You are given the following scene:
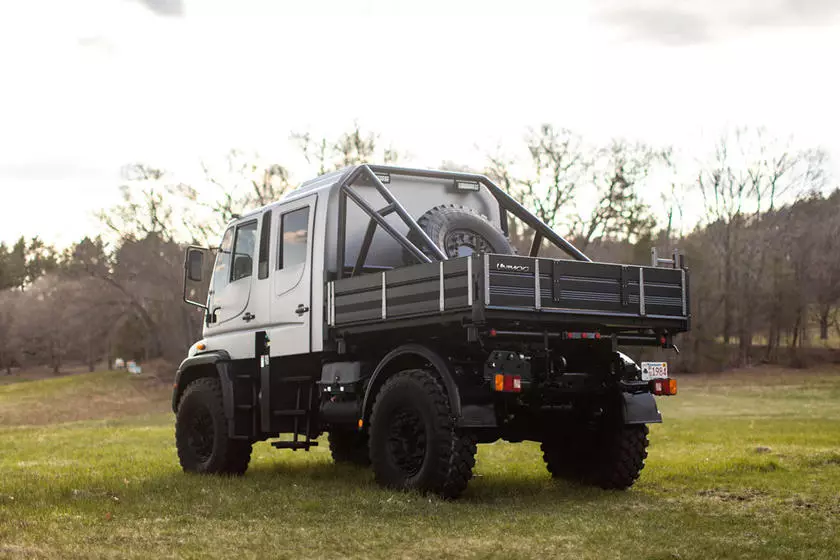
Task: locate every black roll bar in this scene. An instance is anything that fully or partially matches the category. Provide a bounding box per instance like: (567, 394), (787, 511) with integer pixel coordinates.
(335, 164), (591, 279)
(367, 165), (591, 262)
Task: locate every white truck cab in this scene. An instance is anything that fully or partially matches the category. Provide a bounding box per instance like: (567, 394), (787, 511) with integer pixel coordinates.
(199, 189), (320, 360)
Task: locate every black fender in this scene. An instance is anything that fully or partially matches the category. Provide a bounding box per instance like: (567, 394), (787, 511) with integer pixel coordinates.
(172, 351), (235, 426)
(360, 343), (462, 425)
(621, 391), (662, 424)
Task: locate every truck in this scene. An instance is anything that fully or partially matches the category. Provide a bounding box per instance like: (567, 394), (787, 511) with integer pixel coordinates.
(175, 164), (688, 498)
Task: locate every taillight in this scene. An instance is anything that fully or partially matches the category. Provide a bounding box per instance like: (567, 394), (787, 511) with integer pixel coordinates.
(651, 378), (677, 396)
(563, 331), (601, 340)
(494, 374), (521, 393)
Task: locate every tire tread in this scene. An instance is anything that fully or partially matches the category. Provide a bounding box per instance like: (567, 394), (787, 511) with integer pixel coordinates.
(175, 377), (252, 475)
(369, 369), (476, 498)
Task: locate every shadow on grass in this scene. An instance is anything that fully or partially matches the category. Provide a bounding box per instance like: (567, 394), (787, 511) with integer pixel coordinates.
(132, 457), (643, 516)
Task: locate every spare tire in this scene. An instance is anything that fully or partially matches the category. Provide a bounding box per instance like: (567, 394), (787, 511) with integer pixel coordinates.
(406, 205), (514, 263)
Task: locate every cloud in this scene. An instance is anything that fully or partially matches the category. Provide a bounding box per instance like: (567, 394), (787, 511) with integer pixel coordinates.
(738, 0), (840, 28)
(0, 161), (116, 183)
(595, 0), (840, 46)
(135, 0), (183, 17)
(599, 6), (712, 46)
(77, 34), (117, 54)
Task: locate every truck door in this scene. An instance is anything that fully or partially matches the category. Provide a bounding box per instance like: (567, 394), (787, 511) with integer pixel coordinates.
(269, 194), (317, 356)
(207, 219), (258, 331)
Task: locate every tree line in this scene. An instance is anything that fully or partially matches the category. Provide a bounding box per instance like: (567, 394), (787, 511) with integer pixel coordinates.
(0, 124), (837, 375)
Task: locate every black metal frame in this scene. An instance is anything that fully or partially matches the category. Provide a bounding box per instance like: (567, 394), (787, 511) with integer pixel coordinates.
(334, 164), (591, 279)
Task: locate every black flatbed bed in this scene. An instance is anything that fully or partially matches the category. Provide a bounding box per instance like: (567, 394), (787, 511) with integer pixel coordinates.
(328, 253), (689, 341)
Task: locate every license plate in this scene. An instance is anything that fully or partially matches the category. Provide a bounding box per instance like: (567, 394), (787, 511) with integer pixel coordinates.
(641, 362), (668, 380)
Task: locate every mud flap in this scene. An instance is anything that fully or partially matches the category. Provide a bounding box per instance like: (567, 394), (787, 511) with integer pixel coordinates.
(622, 392), (662, 424)
(457, 404), (498, 428)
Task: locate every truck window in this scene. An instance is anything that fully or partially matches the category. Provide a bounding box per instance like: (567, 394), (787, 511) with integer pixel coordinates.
(258, 210), (272, 279)
(278, 207), (309, 269)
(231, 221), (258, 282)
(212, 227), (234, 294)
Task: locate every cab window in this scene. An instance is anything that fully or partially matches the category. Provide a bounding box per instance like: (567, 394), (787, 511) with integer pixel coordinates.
(212, 227), (234, 294)
(278, 207), (310, 269)
(230, 221), (258, 282)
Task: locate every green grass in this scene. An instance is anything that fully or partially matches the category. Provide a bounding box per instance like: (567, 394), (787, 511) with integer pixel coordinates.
(2, 369), (840, 559)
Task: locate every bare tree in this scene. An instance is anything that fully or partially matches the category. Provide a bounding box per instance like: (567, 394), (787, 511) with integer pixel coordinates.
(518, 125), (589, 228)
(98, 164), (175, 242)
(171, 151), (294, 245)
(695, 128), (827, 362)
(0, 289), (21, 373)
(293, 123), (400, 176)
(571, 140), (659, 251)
(487, 127), (662, 253)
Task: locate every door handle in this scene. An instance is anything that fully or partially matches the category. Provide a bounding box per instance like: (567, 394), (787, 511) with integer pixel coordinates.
(242, 312), (255, 322)
(295, 304), (310, 316)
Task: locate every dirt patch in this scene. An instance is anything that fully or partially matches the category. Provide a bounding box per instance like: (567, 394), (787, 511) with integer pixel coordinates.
(678, 364), (840, 387)
(696, 488), (768, 503)
(0, 372), (172, 427)
(803, 452), (840, 468)
(0, 366), (89, 385)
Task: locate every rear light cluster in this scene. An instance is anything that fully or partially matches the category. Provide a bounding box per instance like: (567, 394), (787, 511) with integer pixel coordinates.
(563, 331), (601, 340)
(651, 378), (677, 396)
(494, 374), (521, 393)
(486, 330), (601, 340)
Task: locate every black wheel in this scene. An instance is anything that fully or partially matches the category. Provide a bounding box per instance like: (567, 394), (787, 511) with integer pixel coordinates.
(542, 422), (649, 490)
(328, 428), (371, 466)
(406, 204), (514, 263)
(369, 369), (476, 498)
(175, 377), (252, 475)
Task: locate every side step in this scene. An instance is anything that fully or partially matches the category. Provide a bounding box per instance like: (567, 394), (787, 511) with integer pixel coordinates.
(273, 409), (308, 417)
(278, 375), (314, 383)
(271, 441), (319, 450)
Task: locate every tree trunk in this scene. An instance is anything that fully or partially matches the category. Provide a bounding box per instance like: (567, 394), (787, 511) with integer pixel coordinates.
(51, 339), (61, 374)
(819, 307), (830, 341)
(96, 275), (163, 359)
(87, 331), (95, 372)
(722, 233), (733, 345)
(738, 329), (751, 366)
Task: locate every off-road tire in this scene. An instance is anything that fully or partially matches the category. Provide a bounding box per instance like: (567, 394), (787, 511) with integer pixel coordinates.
(406, 204), (515, 263)
(368, 369), (476, 499)
(175, 377), (252, 475)
(328, 428), (371, 466)
(542, 423), (649, 490)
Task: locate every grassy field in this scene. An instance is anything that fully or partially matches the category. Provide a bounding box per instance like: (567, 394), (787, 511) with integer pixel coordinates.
(1, 368), (839, 559)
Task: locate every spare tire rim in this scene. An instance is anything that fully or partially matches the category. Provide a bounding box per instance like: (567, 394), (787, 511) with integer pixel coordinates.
(443, 229), (494, 258)
(186, 405), (215, 462)
(387, 407), (426, 476)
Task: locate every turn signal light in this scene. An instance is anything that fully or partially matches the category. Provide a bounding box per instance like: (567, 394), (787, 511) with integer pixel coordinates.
(651, 378), (677, 396)
(494, 374), (522, 393)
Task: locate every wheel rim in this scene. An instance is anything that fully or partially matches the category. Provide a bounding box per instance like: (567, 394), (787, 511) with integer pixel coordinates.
(386, 406), (427, 477)
(186, 405), (215, 463)
(443, 229), (494, 258)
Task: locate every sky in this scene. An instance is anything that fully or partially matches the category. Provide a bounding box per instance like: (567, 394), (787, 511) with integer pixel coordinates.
(0, 0), (839, 247)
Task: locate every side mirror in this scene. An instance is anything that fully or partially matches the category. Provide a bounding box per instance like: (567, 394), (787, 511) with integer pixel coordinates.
(184, 246), (209, 310)
(187, 248), (204, 282)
